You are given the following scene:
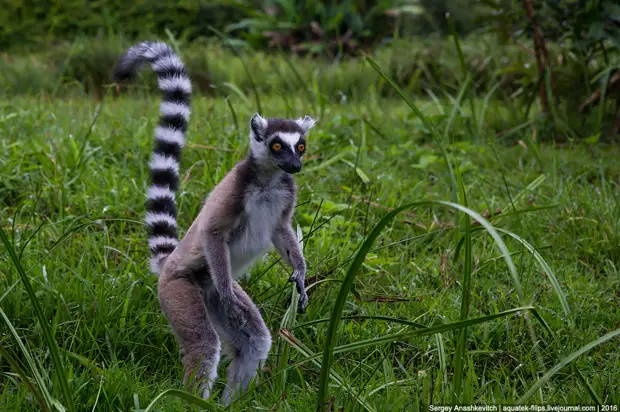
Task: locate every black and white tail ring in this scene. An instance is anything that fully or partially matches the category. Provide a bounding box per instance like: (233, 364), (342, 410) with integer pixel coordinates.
(113, 41), (191, 274)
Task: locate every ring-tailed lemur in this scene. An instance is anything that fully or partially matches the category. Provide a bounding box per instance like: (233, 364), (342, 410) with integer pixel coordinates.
(113, 41), (315, 404)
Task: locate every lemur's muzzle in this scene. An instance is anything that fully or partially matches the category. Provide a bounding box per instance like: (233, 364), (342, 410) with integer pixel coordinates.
(280, 161), (302, 174)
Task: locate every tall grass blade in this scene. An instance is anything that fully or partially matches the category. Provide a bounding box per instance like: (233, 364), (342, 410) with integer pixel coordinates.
(447, 12), (477, 129)
(222, 82), (251, 107)
(316, 200), (525, 409)
(494, 228), (571, 323)
(0, 335), (50, 411)
(119, 280), (140, 332)
(364, 55), (458, 203)
(51, 39), (78, 98)
(331, 306), (533, 356)
(292, 315), (426, 330)
(528, 308), (602, 404)
(280, 51), (318, 113)
(518, 328), (620, 403)
(74, 102), (102, 171)
(0, 226), (75, 411)
(364, 55), (436, 135)
(305, 151), (349, 173)
(275, 226), (303, 390)
(302, 306), (533, 374)
(164, 28), (182, 56)
(509, 174), (546, 207)
(452, 177), (473, 402)
(478, 82), (502, 135)
(279, 329), (375, 412)
(572, 366), (603, 405)
(225, 96), (239, 133)
(435, 334), (449, 400)
(443, 75), (472, 140)
(208, 25), (262, 113)
(142, 388), (220, 412)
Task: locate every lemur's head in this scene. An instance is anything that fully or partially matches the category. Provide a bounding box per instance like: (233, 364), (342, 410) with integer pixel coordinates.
(249, 113), (316, 174)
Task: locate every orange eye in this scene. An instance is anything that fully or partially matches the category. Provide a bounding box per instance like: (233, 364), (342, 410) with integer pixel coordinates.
(297, 143), (305, 152)
(272, 143), (281, 151)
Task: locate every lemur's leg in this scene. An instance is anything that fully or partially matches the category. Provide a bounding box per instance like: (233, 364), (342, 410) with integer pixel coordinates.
(158, 269), (221, 399)
(203, 282), (272, 405)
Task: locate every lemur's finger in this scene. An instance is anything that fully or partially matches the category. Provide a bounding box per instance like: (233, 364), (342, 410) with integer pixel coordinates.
(298, 293), (308, 313)
(296, 279), (304, 294)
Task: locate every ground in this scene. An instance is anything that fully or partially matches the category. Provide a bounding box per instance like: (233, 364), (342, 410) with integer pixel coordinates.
(0, 93), (618, 411)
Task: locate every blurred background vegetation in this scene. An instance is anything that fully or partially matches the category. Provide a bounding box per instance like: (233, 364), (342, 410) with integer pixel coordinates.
(1, 0), (619, 138)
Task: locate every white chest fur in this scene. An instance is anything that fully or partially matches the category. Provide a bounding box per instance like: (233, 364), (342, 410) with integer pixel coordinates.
(228, 185), (289, 277)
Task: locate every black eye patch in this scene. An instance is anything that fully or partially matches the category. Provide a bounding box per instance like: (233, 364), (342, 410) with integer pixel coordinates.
(295, 138), (306, 155)
(268, 138), (287, 154)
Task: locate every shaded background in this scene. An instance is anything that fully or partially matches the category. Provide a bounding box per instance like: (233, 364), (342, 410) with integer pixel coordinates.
(2, 0), (620, 138)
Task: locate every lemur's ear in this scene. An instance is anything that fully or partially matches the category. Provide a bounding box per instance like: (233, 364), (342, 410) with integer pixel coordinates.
(250, 113), (268, 141)
(296, 115), (316, 133)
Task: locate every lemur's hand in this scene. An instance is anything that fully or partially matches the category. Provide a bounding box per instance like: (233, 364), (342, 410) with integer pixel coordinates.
(289, 269), (308, 313)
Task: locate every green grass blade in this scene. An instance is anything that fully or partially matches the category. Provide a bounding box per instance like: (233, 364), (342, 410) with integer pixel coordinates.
(307, 306), (532, 370)
(364, 54), (458, 204)
(142, 388), (221, 412)
(453, 177), (473, 402)
(443, 74), (472, 140)
(0, 339), (49, 411)
(447, 12), (477, 130)
(0, 226), (75, 411)
(316, 202), (412, 409)
(364, 55), (437, 135)
(572, 366), (603, 405)
(279, 329), (375, 412)
(332, 306), (532, 356)
(305, 151), (349, 173)
(292, 315), (426, 330)
(222, 82), (251, 107)
(275, 226), (303, 390)
(316, 199), (525, 409)
(478, 82), (502, 135)
(208, 25), (262, 113)
(225, 96), (239, 134)
(528, 307), (602, 404)
(510, 174), (547, 207)
(435, 334), (449, 400)
(262, 307), (531, 409)
(495, 228), (571, 323)
(119, 280), (140, 332)
(518, 328), (620, 403)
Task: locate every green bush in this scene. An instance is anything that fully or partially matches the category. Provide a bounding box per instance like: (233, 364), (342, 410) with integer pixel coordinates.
(1, 0), (252, 51)
(2, 0), (479, 54)
(224, 0), (425, 55)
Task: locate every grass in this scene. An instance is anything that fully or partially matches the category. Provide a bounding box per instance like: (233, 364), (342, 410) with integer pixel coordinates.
(1, 52), (620, 410)
(3, 33), (620, 141)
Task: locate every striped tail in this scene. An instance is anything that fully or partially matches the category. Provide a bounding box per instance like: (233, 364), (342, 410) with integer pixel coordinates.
(113, 41), (191, 275)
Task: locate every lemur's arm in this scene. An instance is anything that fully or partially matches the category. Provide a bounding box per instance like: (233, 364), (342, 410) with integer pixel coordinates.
(272, 206), (308, 312)
(202, 178), (242, 304)
(204, 231), (234, 298)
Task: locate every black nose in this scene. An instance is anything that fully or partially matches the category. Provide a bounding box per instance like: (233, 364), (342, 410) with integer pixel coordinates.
(281, 162), (302, 174)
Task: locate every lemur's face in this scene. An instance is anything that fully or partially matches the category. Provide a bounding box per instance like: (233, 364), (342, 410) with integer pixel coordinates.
(267, 131), (306, 173)
(250, 114), (316, 174)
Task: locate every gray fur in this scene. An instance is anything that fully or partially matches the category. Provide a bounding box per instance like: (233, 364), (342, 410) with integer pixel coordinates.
(157, 115), (313, 404)
(117, 42), (316, 404)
